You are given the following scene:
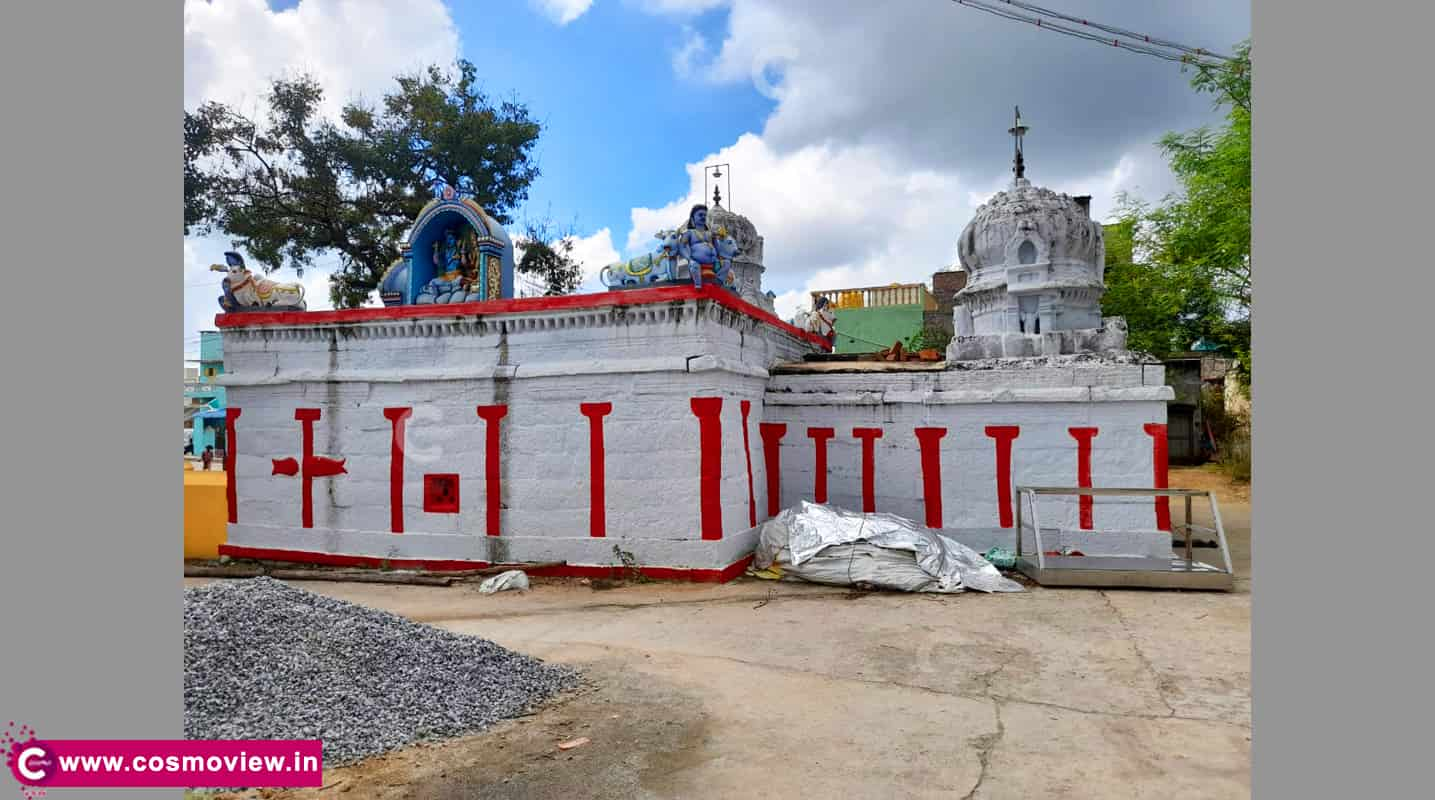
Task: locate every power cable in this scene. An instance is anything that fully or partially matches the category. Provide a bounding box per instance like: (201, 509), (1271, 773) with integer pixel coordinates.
(951, 0), (1241, 71)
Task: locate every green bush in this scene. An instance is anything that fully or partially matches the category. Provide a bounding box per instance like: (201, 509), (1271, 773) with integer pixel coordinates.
(905, 325), (953, 353)
(1219, 423), (1251, 483)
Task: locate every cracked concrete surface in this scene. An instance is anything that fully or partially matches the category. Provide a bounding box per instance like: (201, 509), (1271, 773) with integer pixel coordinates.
(193, 467), (1250, 799)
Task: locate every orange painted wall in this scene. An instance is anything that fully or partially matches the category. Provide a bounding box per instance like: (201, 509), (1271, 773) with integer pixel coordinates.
(184, 465), (228, 559)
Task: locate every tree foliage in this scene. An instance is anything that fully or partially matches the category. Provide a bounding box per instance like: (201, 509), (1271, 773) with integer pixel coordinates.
(184, 60), (543, 307)
(515, 218), (586, 297)
(1102, 41), (1251, 381)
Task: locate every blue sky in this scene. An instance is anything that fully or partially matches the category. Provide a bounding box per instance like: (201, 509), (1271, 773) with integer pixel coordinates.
(184, 0), (1250, 358)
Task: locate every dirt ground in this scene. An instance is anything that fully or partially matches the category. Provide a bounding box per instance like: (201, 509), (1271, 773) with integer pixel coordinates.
(190, 467), (1250, 800)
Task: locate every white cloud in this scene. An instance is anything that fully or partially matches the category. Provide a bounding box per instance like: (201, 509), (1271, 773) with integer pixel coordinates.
(184, 0), (460, 116)
(624, 133), (973, 300)
(513, 228), (621, 296)
(184, 235), (347, 359)
(184, 0), (457, 348)
(532, 0), (596, 26)
(634, 0), (731, 15)
(616, 0), (1244, 320)
(671, 27), (709, 78)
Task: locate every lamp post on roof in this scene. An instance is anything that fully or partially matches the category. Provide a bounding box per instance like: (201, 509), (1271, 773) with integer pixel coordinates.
(1008, 106), (1029, 182)
(704, 164), (731, 208)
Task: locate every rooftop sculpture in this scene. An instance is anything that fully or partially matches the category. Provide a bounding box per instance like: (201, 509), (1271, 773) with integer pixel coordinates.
(378, 183), (515, 307)
(601, 177), (775, 313)
(947, 108), (1127, 360)
(212, 252), (306, 313)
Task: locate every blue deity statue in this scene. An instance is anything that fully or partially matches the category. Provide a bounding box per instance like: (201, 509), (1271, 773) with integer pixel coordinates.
(415, 227), (478, 304)
(676, 204), (736, 290)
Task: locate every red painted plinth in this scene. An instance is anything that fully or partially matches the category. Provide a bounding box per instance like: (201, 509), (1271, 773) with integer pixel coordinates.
(914, 427), (947, 528)
(1068, 427), (1100, 530)
(476, 405), (508, 537)
(806, 427), (835, 504)
(580, 402), (613, 538)
(759, 423), (787, 518)
(690, 397), (725, 541)
(985, 426), (1020, 529)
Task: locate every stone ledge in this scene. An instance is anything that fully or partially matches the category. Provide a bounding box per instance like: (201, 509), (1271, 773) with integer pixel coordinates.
(766, 386), (1164, 405)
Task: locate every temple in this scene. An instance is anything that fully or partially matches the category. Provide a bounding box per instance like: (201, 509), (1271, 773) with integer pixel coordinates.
(210, 124), (1175, 581)
(378, 184), (516, 306)
(949, 107), (1123, 359)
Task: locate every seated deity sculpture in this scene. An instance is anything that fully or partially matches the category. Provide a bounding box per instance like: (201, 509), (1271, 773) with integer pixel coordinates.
(416, 228), (479, 304)
(675, 204), (736, 290)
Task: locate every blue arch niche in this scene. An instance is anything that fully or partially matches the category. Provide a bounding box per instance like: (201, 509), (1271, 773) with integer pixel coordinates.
(401, 200), (516, 305)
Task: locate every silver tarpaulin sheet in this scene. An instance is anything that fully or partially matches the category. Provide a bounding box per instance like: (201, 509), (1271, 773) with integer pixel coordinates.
(753, 501), (1023, 593)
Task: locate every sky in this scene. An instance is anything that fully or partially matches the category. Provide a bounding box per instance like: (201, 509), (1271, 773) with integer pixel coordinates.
(183, 0), (1250, 359)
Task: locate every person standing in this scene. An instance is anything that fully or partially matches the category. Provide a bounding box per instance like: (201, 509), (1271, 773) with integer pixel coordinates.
(811, 297), (837, 347)
(201, 445), (214, 472)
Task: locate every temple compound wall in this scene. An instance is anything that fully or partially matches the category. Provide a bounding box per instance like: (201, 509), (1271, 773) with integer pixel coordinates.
(215, 286), (1175, 579)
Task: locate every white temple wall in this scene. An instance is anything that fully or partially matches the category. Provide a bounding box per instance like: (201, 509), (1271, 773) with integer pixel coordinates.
(763, 366), (1175, 556)
(217, 292), (813, 574)
(215, 291), (1178, 575)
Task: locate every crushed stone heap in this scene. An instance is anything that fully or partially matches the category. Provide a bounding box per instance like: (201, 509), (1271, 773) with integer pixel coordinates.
(184, 577), (578, 766)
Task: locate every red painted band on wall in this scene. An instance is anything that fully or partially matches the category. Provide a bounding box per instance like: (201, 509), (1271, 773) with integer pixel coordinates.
(852, 428), (884, 513)
(383, 408), (412, 533)
(1069, 427), (1099, 530)
(215, 284), (831, 352)
(1144, 423), (1172, 531)
(580, 402), (613, 538)
(225, 408), (241, 524)
(759, 423), (787, 518)
(476, 405), (508, 537)
(690, 397), (724, 541)
(294, 408), (321, 529)
(914, 427), (947, 528)
(216, 545), (755, 584)
(806, 427), (835, 504)
(985, 426), (1020, 529)
(740, 400), (757, 528)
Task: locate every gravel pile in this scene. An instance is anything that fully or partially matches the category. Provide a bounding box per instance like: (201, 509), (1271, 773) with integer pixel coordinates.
(185, 577), (578, 765)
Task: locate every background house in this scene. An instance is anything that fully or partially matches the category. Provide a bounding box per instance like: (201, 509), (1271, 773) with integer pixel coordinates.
(809, 282), (936, 354)
(185, 331), (228, 456)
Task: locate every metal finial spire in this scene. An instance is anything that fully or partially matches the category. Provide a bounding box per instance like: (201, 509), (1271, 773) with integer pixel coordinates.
(1008, 105), (1029, 181)
(713, 183), (722, 207)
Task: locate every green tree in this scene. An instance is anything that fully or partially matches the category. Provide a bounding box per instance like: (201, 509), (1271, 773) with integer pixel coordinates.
(1101, 41), (1251, 380)
(516, 218), (586, 296)
(184, 60), (543, 307)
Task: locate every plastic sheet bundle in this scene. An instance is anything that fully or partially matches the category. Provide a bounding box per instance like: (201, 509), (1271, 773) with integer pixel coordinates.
(752, 501), (1023, 593)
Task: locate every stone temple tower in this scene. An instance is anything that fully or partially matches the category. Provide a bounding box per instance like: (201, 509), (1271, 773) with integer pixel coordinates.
(948, 110), (1126, 360)
(708, 187), (774, 314)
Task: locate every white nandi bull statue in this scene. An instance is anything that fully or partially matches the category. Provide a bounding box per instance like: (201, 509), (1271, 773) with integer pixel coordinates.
(212, 252), (306, 312)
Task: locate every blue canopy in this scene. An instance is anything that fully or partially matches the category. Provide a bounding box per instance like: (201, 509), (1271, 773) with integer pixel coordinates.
(194, 407), (228, 423)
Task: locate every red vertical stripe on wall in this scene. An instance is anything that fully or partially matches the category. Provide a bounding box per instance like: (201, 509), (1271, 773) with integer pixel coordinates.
(852, 428), (883, 513)
(581, 403), (613, 538)
(690, 397), (724, 541)
(294, 408), (322, 529)
(1069, 427), (1099, 530)
(914, 427), (947, 528)
(383, 408), (412, 533)
(476, 405), (508, 537)
(225, 408), (241, 523)
(740, 401), (757, 528)
(806, 427), (835, 504)
(1143, 423), (1172, 531)
(759, 423), (787, 518)
(985, 426), (1020, 529)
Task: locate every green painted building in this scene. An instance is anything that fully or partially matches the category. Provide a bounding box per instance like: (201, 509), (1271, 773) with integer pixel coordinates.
(813, 283), (937, 354)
